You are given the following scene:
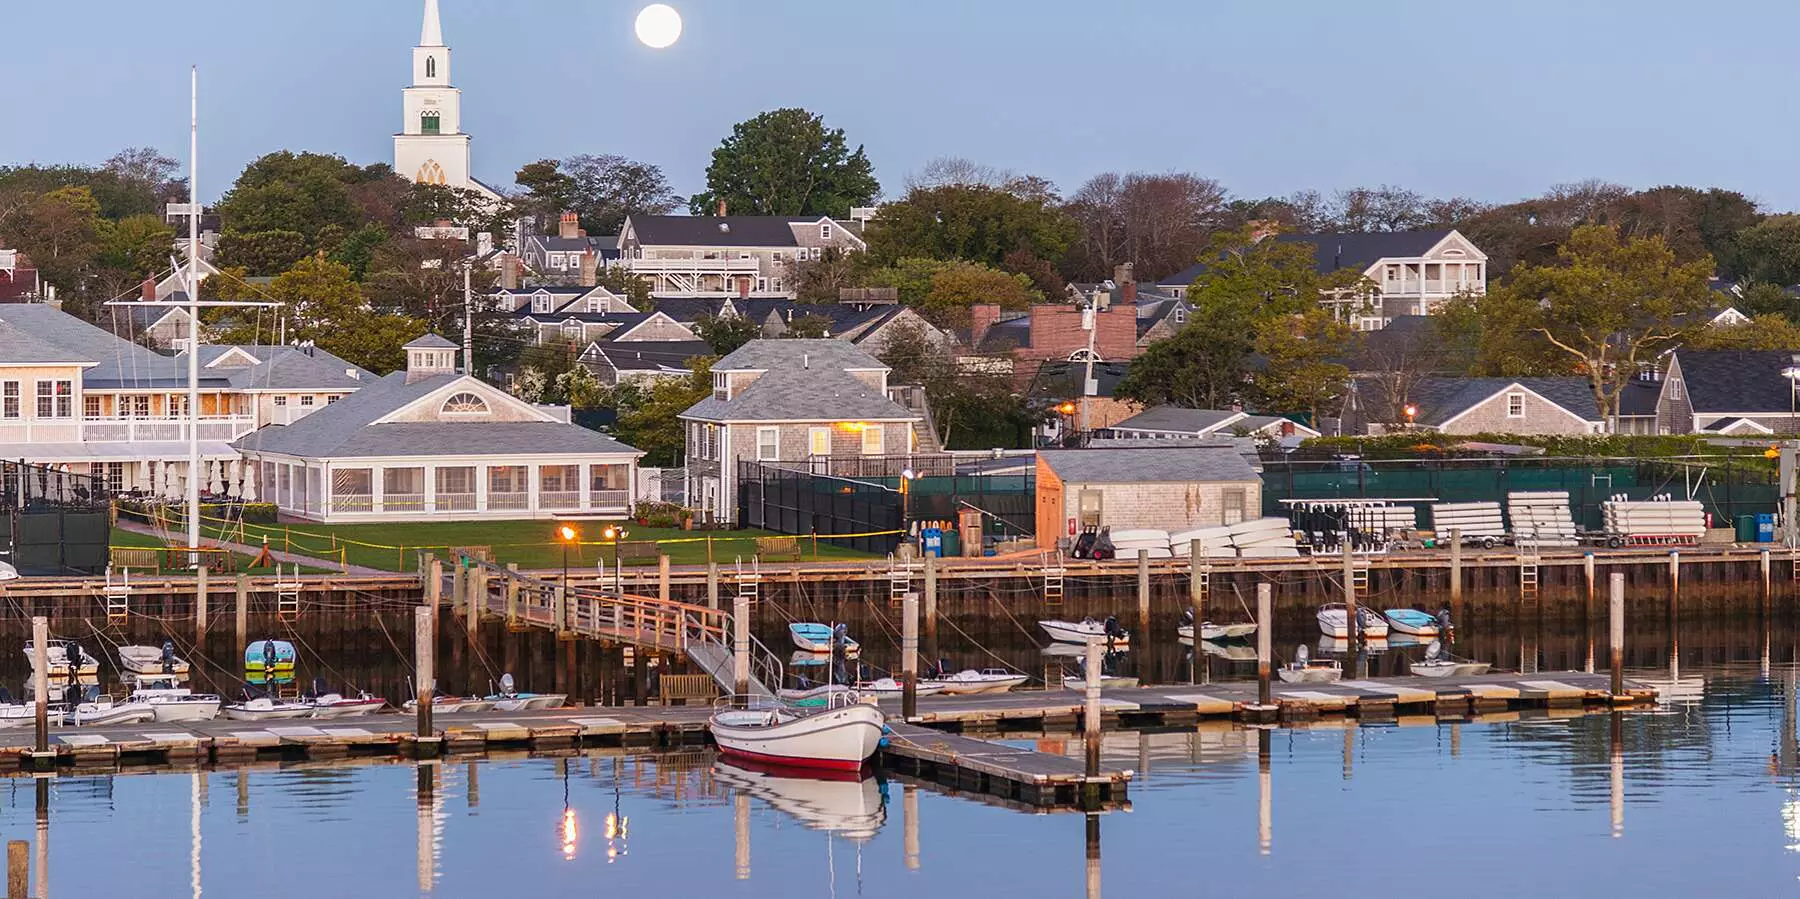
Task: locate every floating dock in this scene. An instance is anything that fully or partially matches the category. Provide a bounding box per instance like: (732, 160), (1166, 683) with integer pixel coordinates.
(0, 671), (1651, 808)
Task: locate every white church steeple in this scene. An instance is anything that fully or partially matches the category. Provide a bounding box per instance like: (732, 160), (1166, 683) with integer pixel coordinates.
(394, 0), (497, 199)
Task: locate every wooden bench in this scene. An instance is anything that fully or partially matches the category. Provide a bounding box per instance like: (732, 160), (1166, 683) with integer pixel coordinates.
(658, 674), (719, 706)
(755, 536), (802, 561)
(110, 548), (161, 572)
(617, 541), (663, 563)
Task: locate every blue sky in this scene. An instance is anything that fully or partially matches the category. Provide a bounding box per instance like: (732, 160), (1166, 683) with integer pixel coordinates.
(6, 0), (1797, 210)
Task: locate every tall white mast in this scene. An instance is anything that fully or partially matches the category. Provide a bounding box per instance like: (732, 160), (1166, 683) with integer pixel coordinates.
(187, 66), (201, 563)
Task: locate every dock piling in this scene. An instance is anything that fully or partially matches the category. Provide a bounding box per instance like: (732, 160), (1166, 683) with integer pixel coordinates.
(466, 565), (482, 649)
(1257, 583), (1273, 707)
(1584, 552), (1596, 609)
(1762, 548), (1773, 605)
(923, 554), (938, 654)
(1449, 529), (1463, 612)
(732, 590), (750, 706)
(31, 616), (47, 758)
(6, 839), (24, 899)
(1189, 540), (1205, 684)
(426, 557), (443, 607)
(414, 606), (435, 748)
(1609, 572), (1624, 698)
(706, 562), (720, 610)
(194, 565), (209, 648)
(234, 573), (248, 654)
(1083, 639), (1102, 778)
(658, 554), (671, 602)
(1136, 549), (1151, 646)
(1341, 540), (1359, 643)
(1668, 551), (1680, 600)
(902, 592), (919, 720)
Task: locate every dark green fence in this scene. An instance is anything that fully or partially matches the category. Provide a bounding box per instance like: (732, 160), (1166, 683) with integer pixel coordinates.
(1261, 457), (1777, 531)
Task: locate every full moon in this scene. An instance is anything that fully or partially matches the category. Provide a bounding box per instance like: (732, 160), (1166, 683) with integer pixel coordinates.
(635, 4), (682, 49)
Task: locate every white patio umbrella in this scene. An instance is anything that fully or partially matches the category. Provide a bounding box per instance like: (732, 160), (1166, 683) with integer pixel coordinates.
(226, 459), (242, 497)
(132, 462), (151, 493)
(241, 464), (259, 502)
(209, 461), (225, 496)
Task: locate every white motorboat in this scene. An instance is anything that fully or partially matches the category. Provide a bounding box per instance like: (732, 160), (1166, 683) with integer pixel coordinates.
(1383, 608), (1441, 637)
(23, 640), (99, 679)
(1316, 603), (1390, 639)
(853, 677), (944, 699)
(709, 696), (885, 772)
(133, 692), (222, 723)
(402, 695), (491, 714)
(788, 623), (861, 657)
(1177, 622), (1259, 642)
(778, 684), (858, 709)
(1061, 674), (1140, 690)
(1410, 640), (1491, 678)
(486, 673), (567, 711)
(1277, 645), (1343, 684)
(0, 704), (33, 729)
(117, 644), (189, 676)
(222, 697), (314, 721)
(932, 669), (1029, 695)
(68, 695), (156, 727)
(1039, 617), (1130, 646)
(309, 693), (385, 718)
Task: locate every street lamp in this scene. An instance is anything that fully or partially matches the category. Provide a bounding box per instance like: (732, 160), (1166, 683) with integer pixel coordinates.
(1403, 405), (1418, 429)
(899, 468), (916, 539)
(603, 525), (630, 594)
(1057, 401), (1077, 446)
(558, 525), (577, 628)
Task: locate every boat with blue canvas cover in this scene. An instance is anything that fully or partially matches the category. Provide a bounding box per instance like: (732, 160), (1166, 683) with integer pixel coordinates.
(790, 622), (860, 657)
(1383, 608), (1440, 637)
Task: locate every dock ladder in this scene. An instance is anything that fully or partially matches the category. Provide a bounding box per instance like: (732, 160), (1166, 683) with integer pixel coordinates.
(1042, 552), (1066, 607)
(1518, 540), (1541, 603)
(734, 556), (762, 609)
(1192, 557), (1212, 605)
(102, 566), (131, 623)
(273, 564), (303, 621)
(1350, 559), (1371, 593)
(886, 555), (919, 608)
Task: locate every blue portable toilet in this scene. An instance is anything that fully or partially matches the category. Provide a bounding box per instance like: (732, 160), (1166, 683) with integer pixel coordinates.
(1756, 513), (1777, 542)
(921, 527), (944, 557)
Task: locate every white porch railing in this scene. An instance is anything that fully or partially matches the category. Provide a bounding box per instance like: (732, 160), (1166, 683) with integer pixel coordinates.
(81, 416), (256, 442)
(540, 490), (580, 510)
(381, 493), (425, 512)
(436, 493), (476, 512)
(489, 492), (529, 511)
(1382, 279), (1482, 296)
(622, 257), (763, 274)
(332, 494), (373, 513)
(590, 489), (630, 509)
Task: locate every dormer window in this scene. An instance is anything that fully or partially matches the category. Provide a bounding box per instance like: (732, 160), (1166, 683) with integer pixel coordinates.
(531, 295), (552, 314)
(441, 392), (489, 415)
(586, 297), (607, 314)
(820, 222), (833, 241)
(713, 372), (728, 401)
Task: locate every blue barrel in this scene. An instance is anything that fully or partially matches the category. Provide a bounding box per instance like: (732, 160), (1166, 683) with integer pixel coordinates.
(921, 527), (944, 557)
(1757, 513), (1777, 543)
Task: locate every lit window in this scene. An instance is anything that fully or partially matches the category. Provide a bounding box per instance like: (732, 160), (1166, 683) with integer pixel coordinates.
(1506, 393), (1525, 418)
(809, 427), (830, 456)
(861, 424), (883, 455)
(442, 392), (490, 414)
(756, 427), (779, 461)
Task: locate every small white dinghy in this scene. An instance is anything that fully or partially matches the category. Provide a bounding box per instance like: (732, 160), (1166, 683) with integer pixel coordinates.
(933, 669), (1029, 695)
(1277, 644), (1343, 684)
(0, 704), (33, 729)
(402, 695), (493, 714)
(1061, 674), (1140, 690)
(1316, 603), (1390, 639)
(486, 674), (566, 711)
(789, 622), (861, 657)
(1410, 640), (1492, 678)
(854, 677), (945, 700)
(709, 695), (886, 772)
(310, 693), (385, 718)
(1383, 608), (1441, 637)
(24, 640), (99, 679)
(127, 676), (221, 722)
(1039, 617), (1130, 646)
(1177, 617), (1259, 643)
(223, 696), (314, 722)
(117, 644), (189, 676)
(68, 695), (156, 727)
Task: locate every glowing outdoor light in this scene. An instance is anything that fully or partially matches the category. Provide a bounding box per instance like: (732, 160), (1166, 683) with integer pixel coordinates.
(635, 4), (683, 48)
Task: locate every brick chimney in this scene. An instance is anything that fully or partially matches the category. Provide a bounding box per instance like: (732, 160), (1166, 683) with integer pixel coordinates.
(716, 198), (728, 217)
(738, 276), (750, 299)
(558, 212), (581, 240)
(969, 304), (1002, 346)
(1113, 262), (1136, 304)
(140, 276), (157, 302)
(578, 249), (598, 288)
(498, 253), (520, 290)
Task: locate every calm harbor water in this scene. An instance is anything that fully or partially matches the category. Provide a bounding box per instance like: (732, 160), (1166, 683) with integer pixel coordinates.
(0, 644), (1797, 896)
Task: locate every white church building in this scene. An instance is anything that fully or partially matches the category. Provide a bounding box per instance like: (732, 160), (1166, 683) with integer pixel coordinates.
(395, 0), (501, 200)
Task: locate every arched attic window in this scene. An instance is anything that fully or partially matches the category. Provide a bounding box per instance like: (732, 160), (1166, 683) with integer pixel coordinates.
(441, 392), (490, 415)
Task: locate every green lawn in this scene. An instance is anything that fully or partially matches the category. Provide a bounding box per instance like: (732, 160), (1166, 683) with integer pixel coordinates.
(110, 527), (334, 574)
(163, 518), (879, 572)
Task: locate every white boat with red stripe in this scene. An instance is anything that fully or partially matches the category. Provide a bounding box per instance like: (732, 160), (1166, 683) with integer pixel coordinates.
(709, 693), (885, 773)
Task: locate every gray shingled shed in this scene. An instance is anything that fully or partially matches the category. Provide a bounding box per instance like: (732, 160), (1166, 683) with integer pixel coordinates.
(1035, 446), (1262, 551)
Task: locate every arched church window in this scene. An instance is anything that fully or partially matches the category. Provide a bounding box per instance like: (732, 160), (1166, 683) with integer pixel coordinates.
(441, 392), (489, 415)
(421, 111), (441, 135)
(1068, 349), (1103, 362)
(425, 56), (436, 79)
(416, 160), (445, 185)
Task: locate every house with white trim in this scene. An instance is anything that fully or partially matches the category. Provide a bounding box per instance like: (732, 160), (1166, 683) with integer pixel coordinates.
(1654, 349), (1800, 435)
(1343, 376), (1604, 436)
(235, 335), (642, 522)
(679, 340), (921, 524)
(617, 214), (866, 299)
(1160, 229), (1488, 331)
(1101, 405), (1322, 441)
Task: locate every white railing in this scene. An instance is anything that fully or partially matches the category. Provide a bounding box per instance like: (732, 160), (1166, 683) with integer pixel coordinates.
(331, 494), (373, 513)
(622, 257), (762, 274)
(540, 490), (580, 510)
(488, 492), (529, 511)
(590, 489), (630, 509)
(436, 493), (476, 512)
(81, 416), (256, 443)
(1382, 279), (1482, 296)
(381, 493), (425, 513)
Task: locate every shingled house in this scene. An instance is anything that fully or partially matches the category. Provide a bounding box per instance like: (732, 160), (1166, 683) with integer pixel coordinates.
(1342, 377), (1604, 436)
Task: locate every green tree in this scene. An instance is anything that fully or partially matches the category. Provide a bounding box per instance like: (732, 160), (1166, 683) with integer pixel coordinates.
(867, 184), (1079, 269)
(11, 186), (104, 293)
(513, 159), (578, 225)
(692, 313), (762, 355)
(877, 320), (1035, 449)
(216, 230), (309, 275)
(213, 254), (426, 373)
(791, 246), (870, 302)
(95, 214), (174, 281)
(1252, 308), (1356, 423)
(862, 258), (1037, 328)
(212, 152), (387, 268)
(617, 358), (715, 466)
(782, 314), (833, 338)
(595, 266), (653, 309)
(1683, 315), (1800, 350)
(514, 155), (681, 235)
(689, 108), (879, 217)
(1481, 224), (1715, 422)
(1732, 215), (1800, 287)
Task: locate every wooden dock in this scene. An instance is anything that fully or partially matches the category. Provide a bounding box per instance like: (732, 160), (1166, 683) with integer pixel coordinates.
(0, 671), (1651, 809)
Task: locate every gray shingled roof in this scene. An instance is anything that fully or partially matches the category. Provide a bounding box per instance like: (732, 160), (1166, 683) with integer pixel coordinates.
(237, 371), (639, 459)
(1161, 230), (1459, 287)
(1363, 376), (1601, 426)
(628, 215), (834, 248)
(195, 345), (372, 391)
(712, 338), (885, 372)
(1673, 349), (1800, 413)
(0, 304), (189, 386)
(1108, 406), (1244, 434)
(405, 334), (458, 349)
(0, 319), (91, 365)
(1039, 446), (1260, 484)
(683, 364), (917, 423)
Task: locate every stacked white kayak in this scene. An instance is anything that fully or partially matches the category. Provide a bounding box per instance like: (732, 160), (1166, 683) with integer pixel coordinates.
(1430, 502), (1506, 544)
(1169, 518), (1301, 559)
(1602, 497), (1706, 539)
(1348, 504), (1419, 534)
(1508, 491), (1578, 547)
(1109, 529), (1174, 559)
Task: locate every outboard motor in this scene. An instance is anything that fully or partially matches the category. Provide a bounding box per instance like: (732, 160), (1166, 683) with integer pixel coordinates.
(499, 673), (517, 697)
(1437, 607), (1454, 643)
(1181, 608), (1195, 626)
(161, 640), (176, 673)
(310, 675), (329, 699)
(1103, 615), (1125, 645)
(1295, 644), (1310, 665)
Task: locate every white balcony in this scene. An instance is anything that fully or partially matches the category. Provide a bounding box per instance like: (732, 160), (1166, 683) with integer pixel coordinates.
(81, 416), (257, 443)
(1381, 279), (1484, 296)
(621, 257), (764, 275)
